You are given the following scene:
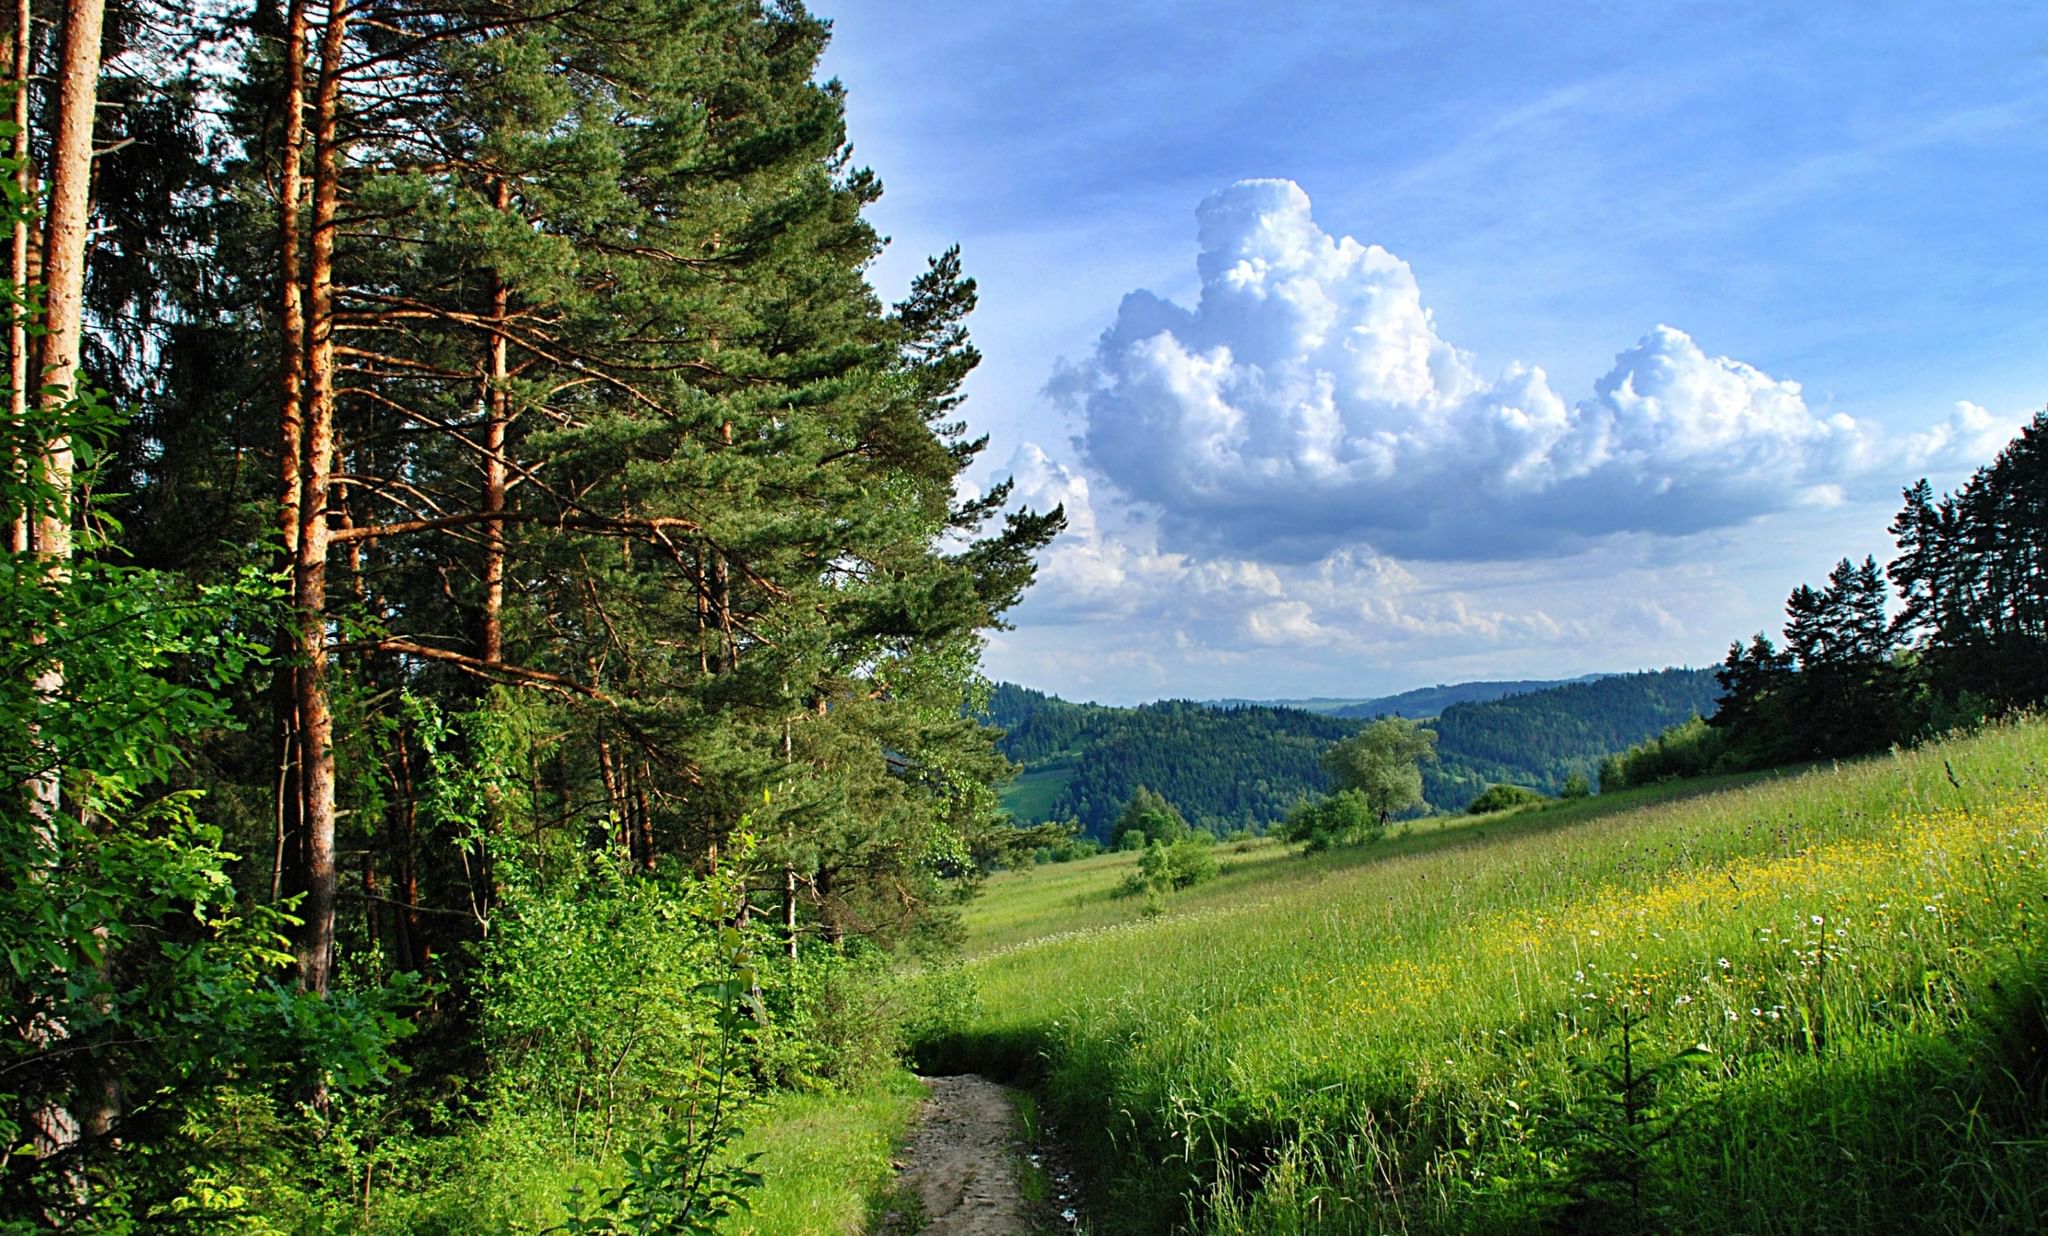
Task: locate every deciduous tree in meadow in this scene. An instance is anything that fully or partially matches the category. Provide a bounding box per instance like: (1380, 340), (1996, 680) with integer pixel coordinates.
(1322, 716), (1438, 824)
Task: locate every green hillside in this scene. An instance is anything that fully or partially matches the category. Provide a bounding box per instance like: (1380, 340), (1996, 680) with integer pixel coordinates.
(1201, 678), (1605, 718)
(996, 762), (1076, 822)
(986, 669), (1720, 831)
(924, 719), (2048, 1234)
(1424, 667), (1722, 802)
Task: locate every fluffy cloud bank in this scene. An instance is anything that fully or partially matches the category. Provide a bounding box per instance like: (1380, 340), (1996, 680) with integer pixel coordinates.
(1006, 442), (1608, 653)
(1057, 179), (2004, 561)
(988, 440), (1760, 702)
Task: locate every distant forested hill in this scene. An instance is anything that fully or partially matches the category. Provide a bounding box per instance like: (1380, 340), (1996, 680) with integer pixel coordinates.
(982, 682), (1117, 764)
(984, 687), (1354, 835)
(1201, 696), (1378, 714)
(1048, 701), (1357, 836)
(1422, 669), (1722, 805)
(987, 669), (1721, 835)
(1199, 678), (1603, 718)
(1329, 676), (1603, 719)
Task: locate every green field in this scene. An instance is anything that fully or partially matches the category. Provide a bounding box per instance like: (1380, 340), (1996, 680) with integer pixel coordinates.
(924, 721), (2048, 1233)
(963, 775), (1776, 956)
(1000, 761), (1078, 824)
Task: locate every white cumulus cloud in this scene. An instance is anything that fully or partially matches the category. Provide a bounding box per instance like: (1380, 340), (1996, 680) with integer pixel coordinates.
(1001, 442), (1186, 620)
(1000, 443), (1601, 661)
(1058, 178), (2007, 561)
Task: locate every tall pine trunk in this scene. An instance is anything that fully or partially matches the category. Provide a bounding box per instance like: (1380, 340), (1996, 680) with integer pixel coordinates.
(480, 177), (510, 666)
(30, 0), (102, 815)
(293, 0), (349, 997)
(6, 0), (30, 556)
(277, 0), (308, 565)
(27, 0), (105, 1156)
(271, 0), (310, 909)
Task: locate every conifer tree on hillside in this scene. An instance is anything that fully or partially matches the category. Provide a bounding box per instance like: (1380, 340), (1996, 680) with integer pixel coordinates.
(1888, 412), (2048, 703)
(222, 0), (1062, 981)
(1112, 785), (1190, 848)
(1, 0), (1060, 1218)
(1701, 411), (2048, 771)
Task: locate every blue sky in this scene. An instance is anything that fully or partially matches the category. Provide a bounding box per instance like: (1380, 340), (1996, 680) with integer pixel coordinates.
(818, 1), (2048, 705)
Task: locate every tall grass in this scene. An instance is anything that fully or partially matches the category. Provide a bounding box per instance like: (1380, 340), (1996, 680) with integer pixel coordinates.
(717, 1069), (927, 1235)
(926, 722), (2048, 1233)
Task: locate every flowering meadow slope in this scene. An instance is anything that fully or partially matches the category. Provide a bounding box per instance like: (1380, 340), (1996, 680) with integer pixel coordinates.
(932, 722), (2048, 1233)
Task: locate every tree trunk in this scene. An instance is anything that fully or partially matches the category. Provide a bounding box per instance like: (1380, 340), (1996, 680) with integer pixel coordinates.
(27, 0), (105, 1158)
(596, 731), (625, 857)
(712, 552), (734, 671)
(714, 423), (736, 671)
(6, 0), (31, 555)
(29, 0), (102, 812)
(695, 549), (711, 673)
(277, 0), (308, 563)
(271, 0), (310, 912)
(633, 760), (655, 873)
(294, 0), (349, 997)
(783, 713), (797, 957)
(783, 866), (798, 959)
(480, 177), (510, 665)
(392, 728), (420, 974)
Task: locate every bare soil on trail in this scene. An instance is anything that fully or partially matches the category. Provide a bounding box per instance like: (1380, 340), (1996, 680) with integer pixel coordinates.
(880, 1074), (1079, 1236)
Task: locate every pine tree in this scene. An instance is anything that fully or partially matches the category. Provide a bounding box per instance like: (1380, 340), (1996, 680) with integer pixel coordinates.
(201, 0), (1064, 975)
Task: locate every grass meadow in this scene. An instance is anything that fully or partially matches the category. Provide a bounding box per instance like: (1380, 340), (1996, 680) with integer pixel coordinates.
(998, 763), (1079, 824)
(718, 1069), (927, 1235)
(920, 721), (2048, 1233)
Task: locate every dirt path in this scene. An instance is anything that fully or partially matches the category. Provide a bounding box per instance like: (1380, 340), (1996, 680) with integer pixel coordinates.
(880, 1075), (1079, 1235)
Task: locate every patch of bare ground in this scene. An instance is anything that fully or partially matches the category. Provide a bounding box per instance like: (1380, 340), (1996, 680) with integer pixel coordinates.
(876, 1075), (1084, 1235)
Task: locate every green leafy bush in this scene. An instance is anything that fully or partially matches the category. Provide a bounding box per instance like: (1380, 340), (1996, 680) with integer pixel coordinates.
(477, 862), (757, 1151)
(360, 856), (774, 1232)
(1466, 783), (1550, 814)
(900, 963), (983, 1048)
(754, 942), (903, 1090)
(0, 556), (411, 1229)
(1035, 834), (1104, 863)
(1281, 788), (1384, 851)
(1117, 836), (1219, 897)
(1599, 715), (1728, 790)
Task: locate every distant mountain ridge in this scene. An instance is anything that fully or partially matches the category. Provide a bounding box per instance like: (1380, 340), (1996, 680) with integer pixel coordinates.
(1335, 676), (1613, 718)
(985, 669), (1720, 835)
(1205, 676), (1611, 719)
(1201, 697), (1377, 715)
